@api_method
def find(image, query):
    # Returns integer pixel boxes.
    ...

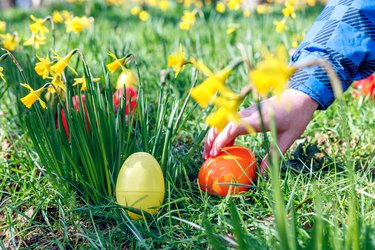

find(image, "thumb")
[210,122,239,157]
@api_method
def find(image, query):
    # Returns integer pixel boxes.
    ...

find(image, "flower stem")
[1,48,28,84]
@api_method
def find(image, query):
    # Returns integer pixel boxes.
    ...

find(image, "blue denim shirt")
[289,0,375,109]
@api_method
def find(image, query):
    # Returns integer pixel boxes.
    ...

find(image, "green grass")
[1,1,375,249]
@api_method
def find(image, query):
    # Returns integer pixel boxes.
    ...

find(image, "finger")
[203,128,218,159]
[209,122,239,157]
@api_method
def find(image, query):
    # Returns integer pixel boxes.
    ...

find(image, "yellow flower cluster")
[21,12,93,51]
[120,0,325,32]
[21,47,102,109]
[190,60,243,131]
[291,32,305,48]
[23,15,49,50]
[130,6,151,22]
[179,10,196,30]
[0,21,20,51]
[167,44,245,132]
[0,33,20,51]
[167,43,296,132]
[249,46,295,97]
[23,50,77,107]
[274,0,297,33]
[65,16,94,33]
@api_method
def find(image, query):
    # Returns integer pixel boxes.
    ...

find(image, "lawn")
[0,0,374,249]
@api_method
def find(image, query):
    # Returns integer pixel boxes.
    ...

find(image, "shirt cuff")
[288,50,336,110]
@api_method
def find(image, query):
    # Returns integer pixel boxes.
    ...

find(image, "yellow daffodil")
[227,0,241,11]
[139,11,150,22]
[65,16,93,33]
[167,44,190,78]
[1,33,20,51]
[29,15,49,36]
[243,10,251,17]
[181,10,196,24]
[190,59,236,108]
[159,0,169,11]
[226,24,239,35]
[20,83,47,109]
[52,10,64,23]
[106,52,126,73]
[282,3,296,19]
[24,33,46,50]
[291,33,304,48]
[0,66,6,82]
[116,69,137,90]
[35,55,53,79]
[50,50,77,76]
[81,16,94,29]
[205,94,243,132]
[256,5,271,14]
[49,74,66,94]
[216,2,226,13]
[179,10,196,30]
[131,6,141,16]
[274,19,286,33]
[62,11,72,21]
[249,46,295,97]
[73,75,100,91]
[0,21,6,33]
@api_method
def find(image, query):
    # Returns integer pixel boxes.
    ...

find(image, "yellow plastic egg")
[116,152,165,220]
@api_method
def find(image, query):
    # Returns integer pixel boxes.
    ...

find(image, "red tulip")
[113,87,137,114]
[57,95,88,139]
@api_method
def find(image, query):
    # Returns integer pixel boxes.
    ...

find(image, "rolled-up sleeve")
[289,0,375,109]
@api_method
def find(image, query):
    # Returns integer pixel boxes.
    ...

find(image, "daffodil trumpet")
[50,48,79,76]
[106,52,135,73]
[20,82,50,109]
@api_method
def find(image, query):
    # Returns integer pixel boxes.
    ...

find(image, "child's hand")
[202,89,319,174]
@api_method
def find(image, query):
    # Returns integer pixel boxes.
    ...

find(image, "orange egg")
[198,146,257,196]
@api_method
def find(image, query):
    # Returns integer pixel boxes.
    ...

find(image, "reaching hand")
[202,89,319,175]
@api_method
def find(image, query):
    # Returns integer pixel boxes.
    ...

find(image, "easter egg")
[116,152,165,220]
[198,146,257,196]
[353,74,375,99]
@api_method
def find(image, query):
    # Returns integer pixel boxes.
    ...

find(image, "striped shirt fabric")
[289,0,375,109]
